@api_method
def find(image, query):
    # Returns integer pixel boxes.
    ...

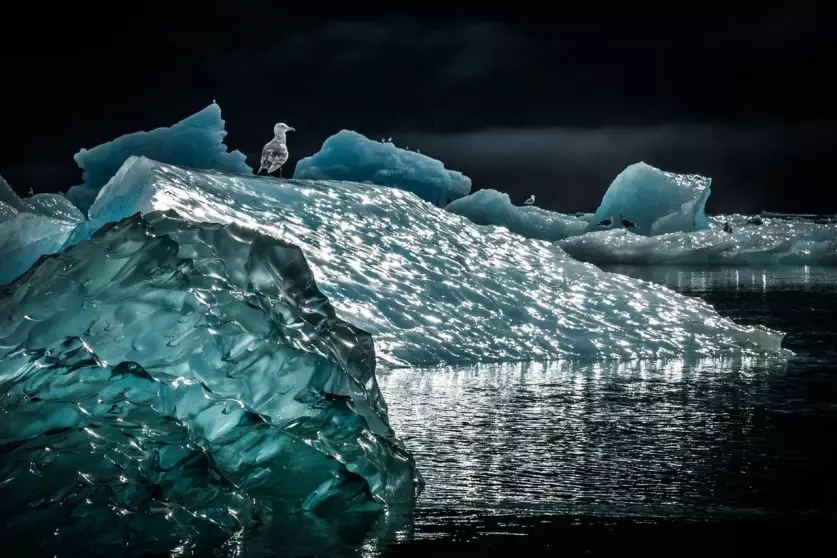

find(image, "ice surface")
[294,130,471,206]
[589,162,711,235]
[0,175,85,284]
[560,214,837,265]
[74,156,784,366]
[66,103,251,214]
[446,189,589,241]
[0,210,421,546]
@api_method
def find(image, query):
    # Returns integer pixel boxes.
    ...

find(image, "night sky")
[2,3,834,214]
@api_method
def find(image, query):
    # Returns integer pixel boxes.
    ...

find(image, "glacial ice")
[589,162,711,235]
[560,214,837,265]
[0,174,85,284]
[70,156,783,366]
[446,189,589,241]
[294,130,471,207]
[66,103,252,214]
[0,210,421,547]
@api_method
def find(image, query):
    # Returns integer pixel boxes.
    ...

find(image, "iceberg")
[0,210,421,548]
[560,214,837,265]
[446,189,589,241]
[294,130,471,207]
[0,175,85,285]
[66,103,252,214]
[67,156,783,366]
[588,162,711,235]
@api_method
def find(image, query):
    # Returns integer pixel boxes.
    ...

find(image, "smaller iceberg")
[66,103,252,214]
[446,189,588,241]
[294,130,471,206]
[0,175,84,285]
[589,162,711,236]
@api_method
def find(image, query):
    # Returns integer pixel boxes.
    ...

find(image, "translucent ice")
[294,130,471,207]
[589,162,711,235]
[446,189,589,241]
[75,156,783,365]
[560,213,837,265]
[0,211,421,547]
[66,103,252,214]
[0,174,84,284]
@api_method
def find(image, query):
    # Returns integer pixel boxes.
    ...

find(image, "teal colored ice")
[588,162,712,235]
[294,130,471,206]
[446,188,589,241]
[0,211,421,547]
[66,103,252,214]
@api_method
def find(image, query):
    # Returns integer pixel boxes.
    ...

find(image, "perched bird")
[26,187,34,196]
[747,216,763,226]
[619,214,636,234]
[259,123,294,177]
[597,217,614,228]
[387,137,392,142]
[523,195,536,206]
[723,221,734,234]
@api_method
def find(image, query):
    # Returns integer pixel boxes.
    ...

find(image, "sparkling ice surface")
[75,156,783,367]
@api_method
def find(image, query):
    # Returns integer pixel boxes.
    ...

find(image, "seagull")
[723,221,733,234]
[387,137,392,142]
[523,195,536,206]
[26,187,34,196]
[619,214,636,234]
[597,217,614,228]
[259,123,294,177]
[747,216,763,226]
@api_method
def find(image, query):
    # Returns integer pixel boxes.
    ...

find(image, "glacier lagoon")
[1,103,836,555]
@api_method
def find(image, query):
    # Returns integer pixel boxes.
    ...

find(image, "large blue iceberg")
[294,130,471,207]
[66,103,252,214]
[68,156,783,366]
[588,162,711,236]
[0,210,421,549]
[446,189,589,241]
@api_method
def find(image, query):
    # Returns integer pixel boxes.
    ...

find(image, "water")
[225,266,836,557]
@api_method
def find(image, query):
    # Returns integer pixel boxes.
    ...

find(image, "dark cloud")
[397,124,834,214]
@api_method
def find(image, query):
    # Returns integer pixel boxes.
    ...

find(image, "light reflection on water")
[379,356,788,519]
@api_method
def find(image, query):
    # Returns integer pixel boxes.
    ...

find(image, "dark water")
[224,266,837,557]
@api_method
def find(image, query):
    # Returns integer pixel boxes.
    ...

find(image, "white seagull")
[597,217,614,228]
[619,214,636,234]
[259,122,294,177]
[523,194,536,206]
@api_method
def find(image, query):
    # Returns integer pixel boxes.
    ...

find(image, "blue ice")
[294,130,471,206]
[588,162,711,235]
[0,211,421,545]
[66,103,251,214]
[75,156,784,366]
[446,188,589,241]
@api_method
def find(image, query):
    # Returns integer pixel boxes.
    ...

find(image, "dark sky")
[2,2,835,214]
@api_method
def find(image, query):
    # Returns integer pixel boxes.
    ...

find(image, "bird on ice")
[258,123,295,177]
[523,195,536,206]
[597,217,614,228]
[619,214,636,233]
[26,187,34,196]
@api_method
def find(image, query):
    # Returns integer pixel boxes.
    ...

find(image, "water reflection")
[379,357,791,518]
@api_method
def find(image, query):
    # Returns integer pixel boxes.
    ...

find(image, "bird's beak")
[289,127,295,131]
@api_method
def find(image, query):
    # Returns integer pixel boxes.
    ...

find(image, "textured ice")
[294,130,471,206]
[74,156,784,366]
[0,210,421,547]
[589,162,711,235]
[66,103,251,214]
[446,189,589,241]
[0,175,85,285]
[560,213,837,265]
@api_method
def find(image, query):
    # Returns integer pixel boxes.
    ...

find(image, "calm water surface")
[223,267,837,556]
